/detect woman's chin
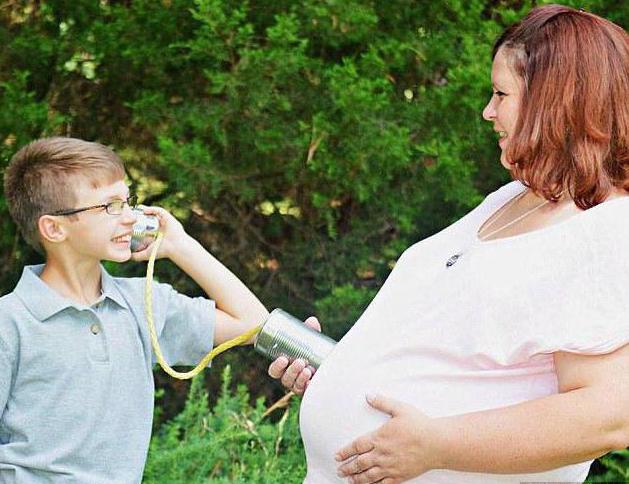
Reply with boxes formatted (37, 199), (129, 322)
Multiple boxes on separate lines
(500, 151), (513, 171)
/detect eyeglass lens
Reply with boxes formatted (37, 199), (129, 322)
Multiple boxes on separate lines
(106, 195), (137, 215)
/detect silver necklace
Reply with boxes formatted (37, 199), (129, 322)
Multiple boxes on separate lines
(445, 189), (559, 268)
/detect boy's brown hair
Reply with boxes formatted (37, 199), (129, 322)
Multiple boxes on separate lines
(3, 137), (126, 253)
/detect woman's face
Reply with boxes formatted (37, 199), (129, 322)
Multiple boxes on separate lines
(482, 48), (525, 170)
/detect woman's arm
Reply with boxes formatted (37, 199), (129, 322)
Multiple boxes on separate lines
(434, 344), (629, 473)
(336, 343), (629, 483)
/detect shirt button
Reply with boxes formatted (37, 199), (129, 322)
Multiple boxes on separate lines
(90, 323), (101, 335)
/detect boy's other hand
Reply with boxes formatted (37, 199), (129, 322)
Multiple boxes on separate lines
(130, 206), (187, 262)
(267, 316), (321, 395)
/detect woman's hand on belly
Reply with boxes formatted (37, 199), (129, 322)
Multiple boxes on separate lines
(336, 394), (441, 483)
(267, 316), (321, 395)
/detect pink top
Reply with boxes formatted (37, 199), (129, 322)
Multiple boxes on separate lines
(300, 181), (629, 483)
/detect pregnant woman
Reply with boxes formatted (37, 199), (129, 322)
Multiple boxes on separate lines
(270, 4), (629, 483)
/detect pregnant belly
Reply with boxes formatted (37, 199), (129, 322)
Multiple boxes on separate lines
(297, 333), (567, 483)
(299, 367), (590, 484)
(299, 361), (388, 481)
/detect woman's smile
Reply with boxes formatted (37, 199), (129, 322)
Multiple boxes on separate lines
(497, 130), (508, 148)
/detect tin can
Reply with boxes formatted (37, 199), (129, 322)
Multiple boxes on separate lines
(254, 308), (336, 369)
(131, 209), (160, 252)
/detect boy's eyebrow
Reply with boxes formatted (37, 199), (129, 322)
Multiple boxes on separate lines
(101, 190), (131, 204)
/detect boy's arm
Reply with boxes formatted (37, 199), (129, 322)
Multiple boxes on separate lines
(168, 238), (268, 345)
(131, 207), (268, 346)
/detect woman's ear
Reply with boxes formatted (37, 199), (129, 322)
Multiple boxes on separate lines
(38, 215), (68, 245)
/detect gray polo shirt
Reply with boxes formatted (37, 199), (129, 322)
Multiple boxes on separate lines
(0, 264), (215, 483)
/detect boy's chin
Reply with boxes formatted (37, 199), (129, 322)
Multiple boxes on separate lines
(106, 250), (133, 263)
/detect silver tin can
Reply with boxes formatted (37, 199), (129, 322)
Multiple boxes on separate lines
(131, 209), (160, 252)
(254, 308), (336, 369)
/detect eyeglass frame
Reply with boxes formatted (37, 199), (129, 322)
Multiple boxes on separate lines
(48, 194), (138, 217)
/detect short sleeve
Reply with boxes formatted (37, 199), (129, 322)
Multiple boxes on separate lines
(0, 332), (17, 428)
(0, 345), (13, 415)
(151, 281), (216, 366)
(0, 298), (19, 423)
(531, 205), (629, 356)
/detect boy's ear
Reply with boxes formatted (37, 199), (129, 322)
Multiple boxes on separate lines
(38, 215), (69, 244)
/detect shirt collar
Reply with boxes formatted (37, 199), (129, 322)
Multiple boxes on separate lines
(14, 264), (129, 322)
(99, 265), (129, 310)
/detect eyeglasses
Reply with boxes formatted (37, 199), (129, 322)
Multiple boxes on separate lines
(49, 195), (138, 216)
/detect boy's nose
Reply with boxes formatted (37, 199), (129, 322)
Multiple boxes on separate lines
(121, 204), (138, 224)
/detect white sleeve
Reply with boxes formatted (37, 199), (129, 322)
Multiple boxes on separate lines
(532, 209), (629, 356)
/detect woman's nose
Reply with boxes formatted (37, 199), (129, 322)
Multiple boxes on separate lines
(482, 98), (496, 121)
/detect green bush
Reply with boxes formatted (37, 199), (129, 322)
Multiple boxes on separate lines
(145, 366), (305, 483)
(586, 449), (629, 483)
(0, 1), (626, 480)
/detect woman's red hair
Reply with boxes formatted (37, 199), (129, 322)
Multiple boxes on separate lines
(495, 4), (629, 208)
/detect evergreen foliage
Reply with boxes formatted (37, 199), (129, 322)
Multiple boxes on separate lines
(0, 1), (626, 480)
(145, 367), (305, 483)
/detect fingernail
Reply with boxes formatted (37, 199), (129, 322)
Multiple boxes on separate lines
(365, 392), (376, 402)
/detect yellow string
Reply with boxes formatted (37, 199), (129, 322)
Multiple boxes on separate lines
(144, 232), (262, 380)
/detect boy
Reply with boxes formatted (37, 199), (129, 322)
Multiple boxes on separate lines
(0, 137), (270, 482)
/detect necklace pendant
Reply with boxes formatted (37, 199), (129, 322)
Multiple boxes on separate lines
(446, 253), (461, 268)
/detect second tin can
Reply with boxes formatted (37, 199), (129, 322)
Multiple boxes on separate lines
(254, 308), (337, 369)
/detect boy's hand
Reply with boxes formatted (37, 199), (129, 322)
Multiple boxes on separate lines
(130, 206), (187, 262)
(268, 316), (321, 395)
